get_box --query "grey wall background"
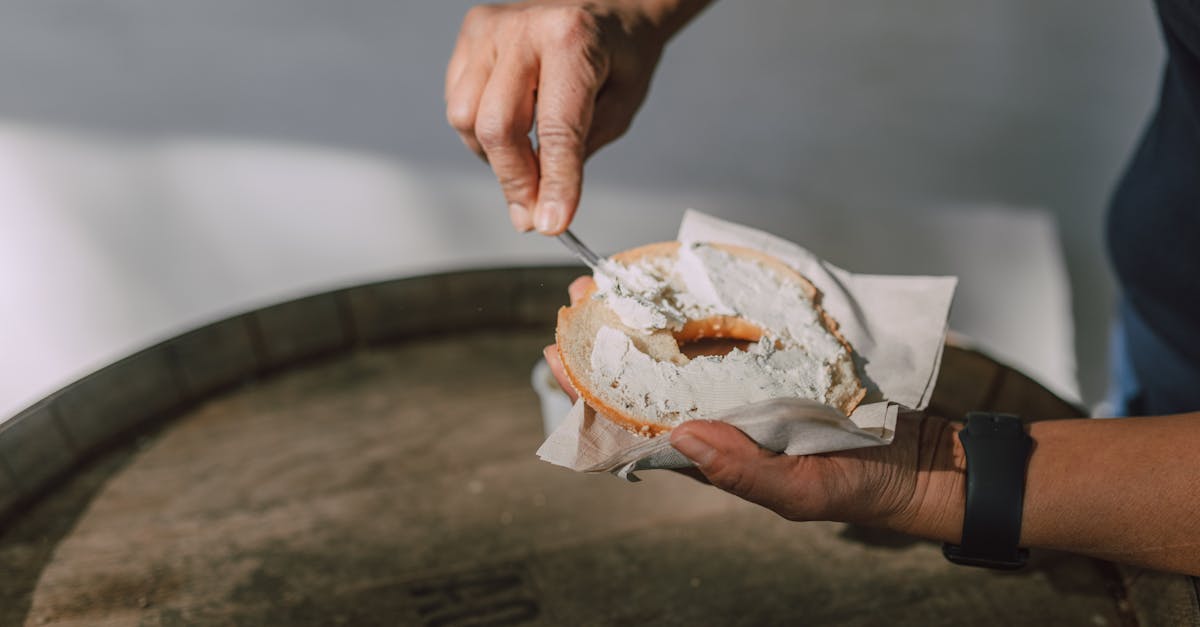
[0,0,1164,406]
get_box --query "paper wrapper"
[537,210,957,480]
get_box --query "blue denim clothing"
[1105,309,1138,418]
[1109,298,1200,417]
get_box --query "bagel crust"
[556,242,867,436]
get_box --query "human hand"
[670,414,966,538]
[446,1,687,234]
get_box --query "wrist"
[887,415,967,543]
[620,0,711,44]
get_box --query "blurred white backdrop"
[0,0,1162,420]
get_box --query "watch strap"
[942,412,1033,569]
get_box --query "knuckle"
[495,169,534,195]
[463,4,497,27]
[541,6,600,47]
[539,8,609,83]
[445,102,475,133]
[475,116,518,149]
[537,121,587,151]
[772,460,819,521]
[705,457,758,498]
[570,54,607,90]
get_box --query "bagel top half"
[555,241,866,436]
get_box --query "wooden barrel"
[0,267,1185,626]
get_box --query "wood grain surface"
[5,330,1126,626]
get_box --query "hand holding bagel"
[543,274,967,536]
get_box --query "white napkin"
[536,210,957,479]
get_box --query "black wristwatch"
[942,412,1033,569]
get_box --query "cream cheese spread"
[590,326,833,424]
[593,243,738,334]
[588,242,849,424]
[593,257,688,332]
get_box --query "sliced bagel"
[556,241,866,436]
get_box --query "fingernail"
[509,203,533,232]
[671,433,717,466]
[534,202,562,235]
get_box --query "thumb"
[669,420,807,516]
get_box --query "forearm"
[1022,414,1200,573]
[902,413,1200,575]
